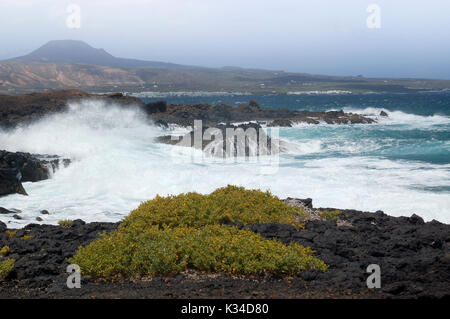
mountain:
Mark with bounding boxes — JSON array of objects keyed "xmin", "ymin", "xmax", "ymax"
[
  {"xmin": 1, "ymin": 40, "xmax": 450, "ymax": 94},
  {"xmin": 9, "ymin": 40, "xmax": 189, "ymax": 69}
]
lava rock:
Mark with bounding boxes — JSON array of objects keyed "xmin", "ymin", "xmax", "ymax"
[
  {"xmin": 267, "ymin": 119, "xmax": 293, "ymax": 127},
  {"xmin": 144, "ymin": 100, "xmax": 167, "ymax": 114},
  {"xmin": 0, "ymin": 90, "xmax": 144, "ymax": 128},
  {"xmin": 0, "ymin": 168, "xmax": 27, "ymax": 196},
  {"xmin": 0, "ymin": 207, "xmax": 15, "ymax": 214},
  {"xmin": 0, "ymin": 150, "xmax": 71, "ymax": 196},
  {"xmin": 150, "ymin": 101, "xmax": 375, "ymax": 128}
]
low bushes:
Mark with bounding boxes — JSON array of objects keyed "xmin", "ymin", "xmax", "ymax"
[
  {"xmin": 69, "ymin": 185, "xmax": 326, "ymax": 280},
  {"xmin": 121, "ymin": 185, "xmax": 307, "ymax": 231},
  {"xmin": 58, "ymin": 220, "xmax": 74, "ymax": 228},
  {"xmin": 0, "ymin": 246, "xmax": 9, "ymax": 257},
  {"xmin": 318, "ymin": 210, "xmax": 342, "ymax": 221},
  {"xmin": 0, "ymin": 258, "xmax": 14, "ymax": 281},
  {"xmin": 5, "ymin": 230, "xmax": 16, "ymax": 238},
  {"xmin": 69, "ymin": 224, "xmax": 326, "ymax": 279}
]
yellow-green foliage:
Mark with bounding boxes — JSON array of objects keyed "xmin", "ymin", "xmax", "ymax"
[
  {"xmin": 58, "ymin": 220, "xmax": 74, "ymax": 228},
  {"xmin": 0, "ymin": 258, "xmax": 15, "ymax": 281},
  {"xmin": 122, "ymin": 185, "xmax": 307, "ymax": 231},
  {"xmin": 69, "ymin": 186, "xmax": 326, "ymax": 280},
  {"xmin": 5, "ymin": 230, "xmax": 16, "ymax": 238},
  {"xmin": 69, "ymin": 225, "xmax": 326, "ymax": 279},
  {"xmin": 318, "ymin": 210, "xmax": 342, "ymax": 221},
  {"xmin": 21, "ymin": 235, "xmax": 34, "ymax": 241},
  {"xmin": 0, "ymin": 246, "xmax": 9, "ymax": 257}
]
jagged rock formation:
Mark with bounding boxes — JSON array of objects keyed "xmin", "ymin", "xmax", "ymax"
[
  {"xmin": 0, "ymin": 150, "xmax": 70, "ymax": 196},
  {"xmin": 0, "ymin": 90, "xmax": 143, "ymax": 127},
  {"xmin": 148, "ymin": 102, "xmax": 375, "ymax": 127}
]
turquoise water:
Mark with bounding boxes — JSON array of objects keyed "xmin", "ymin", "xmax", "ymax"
[
  {"xmin": 142, "ymin": 92, "xmax": 450, "ymax": 167},
  {"xmin": 1, "ymin": 93, "xmax": 448, "ymax": 226}
]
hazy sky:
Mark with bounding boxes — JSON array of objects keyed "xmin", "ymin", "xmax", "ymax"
[{"xmin": 1, "ymin": 0, "xmax": 450, "ymax": 79}]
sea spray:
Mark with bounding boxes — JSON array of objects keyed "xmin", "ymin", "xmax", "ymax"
[{"xmin": 0, "ymin": 98, "xmax": 449, "ymax": 226}]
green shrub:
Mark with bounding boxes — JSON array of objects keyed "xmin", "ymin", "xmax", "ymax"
[
  {"xmin": 69, "ymin": 224, "xmax": 326, "ymax": 279},
  {"xmin": 0, "ymin": 246, "xmax": 9, "ymax": 257},
  {"xmin": 58, "ymin": 220, "xmax": 74, "ymax": 228},
  {"xmin": 121, "ymin": 185, "xmax": 307, "ymax": 232},
  {"xmin": 318, "ymin": 210, "xmax": 342, "ymax": 221},
  {"xmin": 21, "ymin": 235, "xmax": 34, "ymax": 241},
  {"xmin": 69, "ymin": 186, "xmax": 326, "ymax": 280},
  {"xmin": 0, "ymin": 258, "xmax": 15, "ymax": 281}
]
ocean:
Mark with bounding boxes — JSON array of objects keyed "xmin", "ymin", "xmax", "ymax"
[{"xmin": 1, "ymin": 92, "xmax": 449, "ymax": 226}]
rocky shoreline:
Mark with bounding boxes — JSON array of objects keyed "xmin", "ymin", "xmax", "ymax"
[
  {"xmin": 0, "ymin": 90, "xmax": 375, "ymax": 129},
  {"xmin": 147, "ymin": 99, "xmax": 375, "ymax": 128},
  {"xmin": 0, "ymin": 199, "xmax": 448, "ymax": 299},
  {"xmin": 1, "ymin": 90, "xmax": 448, "ymax": 299},
  {"xmin": 0, "ymin": 150, "xmax": 70, "ymax": 197}
]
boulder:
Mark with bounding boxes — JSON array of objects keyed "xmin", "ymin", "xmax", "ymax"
[
  {"xmin": 380, "ymin": 111, "xmax": 389, "ymax": 117},
  {"xmin": 0, "ymin": 150, "xmax": 70, "ymax": 196},
  {"xmin": 0, "ymin": 221, "xmax": 6, "ymax": 232},
  {"xmin": 267, "ymin": 119, "xmax": 293, "ymax": 127},
  {"xmin": 0, "ymin": 207, "xmax": 15, "ymax": 214},
  {"xmin": 144, "ymin": 100, "xmax": 167, "ymax": 114},
  {"xmin": 0, "ymin": 168, "xmax": 28, "ymax": 196}
]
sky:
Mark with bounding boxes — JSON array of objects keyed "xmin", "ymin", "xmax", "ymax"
[{"xmin": 1, "ymin": 0, "xmax": 450, "ymax": 79}]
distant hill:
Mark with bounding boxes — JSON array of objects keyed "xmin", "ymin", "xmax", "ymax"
[
  {"xmin": 1, "ymin": 40, "xmax": 450, "ymax": 94},
  {"xmin": 9, "ymin": 40, "xmax": 191, "ymax": 69}
]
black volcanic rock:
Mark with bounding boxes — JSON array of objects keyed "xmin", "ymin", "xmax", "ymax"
[
  {"xmin": 0, "ymin": 207, "xmax": 16, "ymax": 214},
  {"xmin": 156, "ymin": 122, "xmax": 285, "ymax": 157},
  {"xmin": 150, "ymin": 101, "xmax": 375, "ymax": 127},
  {"xmin": 144, "ymin": 100, "xmax": 167, "ymax": 114},
  {"xmin": 0, "ymin": 150, "xmax": 70, "ymax": 196},
  {"xmin": 0, "ymin": 89, "xmax": 144, "ymax": 127},
  {"xmin": 240, "ymin": 208, "xmax": 450, "ymax": 299},
  {"xmin": 267, "ymin": 119, "xmax": 293, "ymax": 127},
  {"xmin": 0, "ymin": 168, "xmax": 27, "ymax": 196},
  {"xmin": 0, "ymin": 208, "xmax": 448, "ymax": 299}
]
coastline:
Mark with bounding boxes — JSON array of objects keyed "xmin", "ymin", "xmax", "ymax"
[
  {"xmin": 0, "ymin": 90, "xmax": 449, "ymax": 299},
  {"xmin": 0, "ymin": 201, "xmax": 448, "ymax": 299}
]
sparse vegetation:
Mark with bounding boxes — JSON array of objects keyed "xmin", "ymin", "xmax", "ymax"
[
  {"xmin": 5, "ymin": 230, "xmax": 16, "ymax": 238},
  {"xmin": 21, "ymin": 235, "xmax": 34, "ymax": 241},
  {"xmin": 0, "ymin": 258, "xmax": 15, "ymax": 281},
  {"xmin": 318, "ymin": 210, "xmax": 342, "ymax": 221},
  {"xmin": 58, "ymin": 220, "xmax": 74, "ymax": 228},
  {"xmin": 0, "ymin": 246, "xmax": 9, "ymax": 257},
  {"xmin": 69, "ymin": 185, "xmax": 326, "ymax": 280}
]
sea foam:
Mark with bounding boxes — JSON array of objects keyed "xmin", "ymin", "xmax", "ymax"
[{"xmin": 0, "ymin": 100, "xmax": 449, "ymax": 227}]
